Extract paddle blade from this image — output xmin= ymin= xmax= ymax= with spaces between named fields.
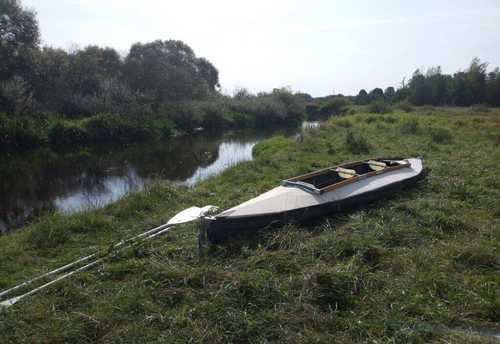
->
xmin=166 ymin=206 xmax=217 ymax=226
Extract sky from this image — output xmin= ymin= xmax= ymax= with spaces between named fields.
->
xmin=23 ymin=0 xmax=500 ymax=97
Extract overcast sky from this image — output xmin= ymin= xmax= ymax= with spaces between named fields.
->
xmin=24 ymin=0 xmax=500 ymax=96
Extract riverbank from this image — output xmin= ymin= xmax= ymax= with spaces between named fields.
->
xmin=1 ymin=107 xmax=499 ymax=343
xmin=0 ymin=91 xmax=306 ymax=153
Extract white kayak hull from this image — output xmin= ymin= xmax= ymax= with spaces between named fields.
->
xmin=205 ymin=157 xmax=424 ymax=242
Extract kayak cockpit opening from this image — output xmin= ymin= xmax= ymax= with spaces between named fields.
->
xmin=282 ymin=158 xmax=411 ymax=194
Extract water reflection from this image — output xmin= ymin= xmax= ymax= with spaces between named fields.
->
xmin=184 ymin=141 xmax=257 ymax=186
xmin=54 ymin=164 xmax=145 ymax=213
xmin=0 ymin=125 xmax=303 ymax=233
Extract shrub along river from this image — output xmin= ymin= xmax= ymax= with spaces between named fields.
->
xmin=0 ymin=122 xmax=319 ymax=233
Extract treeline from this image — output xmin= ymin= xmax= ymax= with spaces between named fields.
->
xmin=354 ymin=58 xmax=500 ymax=107
xmin=0 ymin=1 xmax=219 ymax=116
xmin=0 ymin=0 xmax=306 ymax=151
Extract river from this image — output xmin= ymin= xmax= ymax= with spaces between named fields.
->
xmin=0 ymin=122 xmax=319 ymax=233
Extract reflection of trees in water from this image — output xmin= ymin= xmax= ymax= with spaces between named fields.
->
xmin=0 ymin=153 xmax=150 ymax=229
xmin=0 ymin=137 xmax=221 ymax=230
xmin=0 ymin=155 xmax=57 ymax=231
xmin=0 ymin=127 xmax=295 ymax=232
xmin=55 ymin=164 xmax=145 ymax=213
xmin=123 ymin=133 xmax=222 ymax=180
xmin=184 ymin=141 xmax=257 ymax=186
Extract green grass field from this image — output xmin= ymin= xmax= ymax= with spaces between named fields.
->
xmin=0 ymin=107 xmax=499 ymax=343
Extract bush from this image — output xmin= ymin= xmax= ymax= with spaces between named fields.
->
xmin=335 ymin=119 xmax=352 ymax=128
xmin=319 ymin=97 xmax=350 ymax=118
xmin=368 ymin=100 xmax=391 ymax=114
xmin=364 ymin=115 xmax=378 ymax=124
xmin=84 ymin=113 xmax=151 ymax=143
xmin=0 ymin=113 xmax=44 ymax=150
xmin=400 ymin=118 xmax=420 ymax=134
xmin=271 ymin=88 xmax=305 ymax=125
xmin=165 ymin=100 xmax=232 ymax=133
xmin=48 ymin=121 xmax=89 ymax=148
xmin=166 ymin=103 xmax=204 ymax=133
xmin=395 ymin=101 xmax=414 ymax=112
xmin=469 ymin=104 xmax=490 ymax=113
xmin=228 ymin=111 xmax=254 ymax=128
xmin=344 ymin=130 xmax=370 ymax=154
xmin=230 ymin=89 xmax=305 ymax=128
xmin=198 ymin=100 xmax=231 ymax=131
xmin=308 ymin=96 xmax=350 ymax=120
xmin=420 ymin=105 xmax=436 ymax=114
xmin=305 ymin=103 xmax=321 ymax=120
xmin=429 ymin=127 xmax=452 ymax=144
xmin=1 ymin=111 xmax=174 ymax=151
xmin=152 ymin=116 xmax=175 ymax=139
xmin=381 ymin=115 xmax=397 ymax=123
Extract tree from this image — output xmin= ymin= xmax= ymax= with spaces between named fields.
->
xmin=320 ymin=96 xmax=349 ymax=117
xmin=355 ymin=89 xmax=369 ymax=105
xmin=451 ymin=71 xmax=474 ymax=106
xmin=486 ymin=68 xmax=500 ymax=106
xmin=408 ymin=69 xmax=430 ymax=105
xmin=384 ymin=87 xmax=396 ymax=102
xmin=233 ymin=87 xmax=253 ymax=99
xmin=369 ymin=88 xmax=384 ymax=102
xmin=0 ymin=0 xmax=40 ymax=113
xmin=68 ymin=46 xmax=121 ymax=97
xmin=124 ymin=40 xmax=218 ymax=110
xmin=466 ymin=58 xmax=487 ymax=104
xmin=32 ymin=47 xmax=70 ymax=112
xmin=0 ymin=0 xmax=39 ymax=80
xmin=196 ymin=57 xmax=219 ymax=91
xmin=295 ymin=92 xmax=313 ymax=102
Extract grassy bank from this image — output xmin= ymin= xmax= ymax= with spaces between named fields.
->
xmin=0 ymin=107 xmax=499 ymax=343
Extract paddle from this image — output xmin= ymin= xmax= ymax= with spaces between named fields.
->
xmin=0 ymin=205 xmax=217 ymax=308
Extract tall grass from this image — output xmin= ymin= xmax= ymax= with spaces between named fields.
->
xmin=368 ymin=100 xmax=392 ymax=114
xmin=0 ymin=107 xmax=499 ymax=342
xmin=344 ymin=130 xmax=370 ymax=154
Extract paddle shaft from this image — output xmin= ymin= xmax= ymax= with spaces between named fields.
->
xmin=0 ymin=223 xmax=176 ymax=308
xmin=0 ymin=259 xmax=102 ymax=308
xmin=0 ymin=221 xmax=171 ymax=299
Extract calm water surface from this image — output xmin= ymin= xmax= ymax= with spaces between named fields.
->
xmin=0 ymin=123 xmax=319 ymax=233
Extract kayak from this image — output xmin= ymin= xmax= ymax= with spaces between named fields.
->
xmin=203 ymin=157 xmax=424 ymax=243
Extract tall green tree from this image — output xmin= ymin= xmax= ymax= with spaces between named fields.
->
xmin=32 ymin=47 xmax=70 ymax=112
xmin=369 ymin=88 xmax=384 ymax=101
xmin=355 ymin=89 xmax=369 ymax=105
xmin=69 ymin=46 xmax=121 ymax=96
xmin=384 ymin=86 xmax=395 ymax=102
xmin=486 ymin=68 xmax=500 ymax=106
xmin=124 ymin=40 xmax=218 ymax=110
xmin=451 ymin=71 xmax=474 ymax=106
xmin=466 ymin=58 xmax=487 ymax=105
xmin=408 ymin=70 xmax=430 ymax=105
xmin=0 ymin=0 xmax=40 ymax=113
xmin=196 ymin=57 xmax=219 ymax=91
